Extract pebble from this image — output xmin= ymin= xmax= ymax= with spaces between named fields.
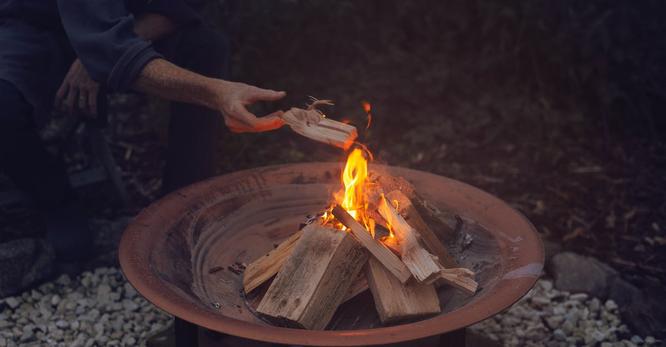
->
xmin=2 ymin=268 xmax=660 ymax=347
xmin=631 ymin=335 xmax=644 ymax=344
xmin=0 ymin=267 xmax=172 ymax=346
xmin=123 ymin=283 xmax=137 ymax=299
xmin=50 ymin=294 xmax=61 ymax=306
xmin=5 ymin=297 xmax=19 ymax=309
xmin=569 ymin=293 xmax=589 ymax=301
xmin=605 ymin=300 xmax=619 ymax=311
xmin=471 ymin=279 xmax=658 ymax=347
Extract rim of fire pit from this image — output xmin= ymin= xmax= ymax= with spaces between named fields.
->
xmin=119 ymin=162 xmax=544 ymax=346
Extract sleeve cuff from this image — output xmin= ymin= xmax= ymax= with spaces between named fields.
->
xmin=107 ymin=41 xmax=162 ymax=91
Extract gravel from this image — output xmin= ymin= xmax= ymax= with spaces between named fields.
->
xmin=0 ymin=268 xmax=171 ymax=347
xmin=0 ymin=268 xmax=661 ymax=347
xmin=470 ymin=279 xmax=661 ymax=346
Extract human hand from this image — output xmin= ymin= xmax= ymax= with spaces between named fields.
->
xmin=214 ymin=81 xmax=286 ymax=133
xmin=55 ymin=59 xmax=99 ymax=116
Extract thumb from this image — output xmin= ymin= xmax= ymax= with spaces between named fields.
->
xmin=251 ymin=112 xmax=285 ymax=132
xmin=248 ymin=88 xmax=286 ymax=102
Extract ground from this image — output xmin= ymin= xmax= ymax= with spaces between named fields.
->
xmin=1 ymin=0 xmax=665 ymax=345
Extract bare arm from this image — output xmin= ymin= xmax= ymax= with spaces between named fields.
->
xmin=133 ymin=58 xmax=286 ymax=132
xmin=134 ymin=13 xmax=177 ymax=41
xmin=57 ymin=12 xmax=285 ymax=132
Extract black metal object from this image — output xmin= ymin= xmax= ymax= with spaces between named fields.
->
xmin=175 ymin=318 xmax=199 ymax=347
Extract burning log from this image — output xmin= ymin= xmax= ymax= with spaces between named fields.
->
xmin=366 ymin=257 xmax=440 ymax=324
xmin=384 ymin=190 xmax=478 ymax=295
xmin=377 ymin=194 xmax=441 ymax=283
xmin=243 ymin=230 xmax=303 ymax=294
xmin=331 ymin=205 xmax=412 ymax=284
xmin=385 ymin=190 xmax=456 ymax=268
xmin=281 ymin=99 xmax=357 ymax=150
xmin=375 ymin=174 xmax=460 ymax=246
xmin=256 ymin=224 xmax=368 ymax=330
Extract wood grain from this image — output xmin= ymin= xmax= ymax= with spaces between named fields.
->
xmin=243 ymin=230 xmax=303 ymax=294
xmin=386 ymin=190 xmax=457 ymax=268
xmin=282 ymin=108 xmax=357 ymax=150
xmin=366 ymin=257 xmax=441 ymax=324
xmin=332 ymin=206 xmax=412 ymax=283
xmin=378 ymin=194 xmax=441 ymax=283
xmin=256 ymin=224 xmax=368 ymax=329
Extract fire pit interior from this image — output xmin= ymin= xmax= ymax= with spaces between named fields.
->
xmin=119 ymin=162 xmax=543 ymax=346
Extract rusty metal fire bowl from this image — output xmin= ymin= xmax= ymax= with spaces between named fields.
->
xmin=119 ymin=162 xmax=544 ymax=346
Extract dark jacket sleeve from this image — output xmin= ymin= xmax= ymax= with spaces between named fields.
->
xmin=140 ymin=0 xmax=201 ymax=26
xmin=57 ymin=0 xmax=163 ymax=91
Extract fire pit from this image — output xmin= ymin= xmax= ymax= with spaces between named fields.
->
xmin=119 ymin=162 xmax=543 ymax=346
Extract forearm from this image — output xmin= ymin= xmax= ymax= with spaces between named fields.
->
xmin=132 ymin=58 xmax=220 ymax=109
xmin=133 ymin=58 xmax=286 ymax=133
xmin=134 ymin=13 xmax=176 ymax=41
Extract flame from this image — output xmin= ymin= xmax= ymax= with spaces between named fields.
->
xmin=362 ymin=101 xmax=372 ymax=129
xmin=340 ymin=149 xmax=367 ymax=217
xmin=319 ymin=101 xmax=377 ymax=237
xmin=362 ymin=101 xmax=371 ymax=114
xmin=323 ymin=147 xmax=375 ymax=236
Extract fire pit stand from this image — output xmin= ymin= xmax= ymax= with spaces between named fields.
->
xmin=120 ymin=162 xmax=543 ymax=346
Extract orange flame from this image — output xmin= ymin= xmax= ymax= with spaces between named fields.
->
xmin=324 ymin=147 xmax=375 ymax=236
xmin=361 ymin=101 xmax=372 ymax=129
xmin=362 ymin=101 xmax=371 ymax=114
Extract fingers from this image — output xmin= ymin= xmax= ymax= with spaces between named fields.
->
xmin=78 ymin=91 xmax=88 ymax=114
xmin=223 ymin=118 xmax=246 ymax=133
xmin=55 ymin=82 xmax=69 ymax=111
xmin=56 ymin=59 xmax=100 ymax=116
xmin=87 ymin=87 xmax=99 ymax=117
xmin=64 ymin=87 xmax=78 ymax=115
xmin=251 ymin=112 xmax=285 ymax=132
xmin=224 ymin=104 xmax=285 ymax=133
xmin=246 ymin=88 xmax=286 ymax=103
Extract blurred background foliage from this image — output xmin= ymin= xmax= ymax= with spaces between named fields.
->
xmin=193 ymin=0 xmax=666 ymax=285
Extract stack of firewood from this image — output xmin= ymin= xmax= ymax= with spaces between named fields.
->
xmin=242 ymin=175 xmax=478 ymax=330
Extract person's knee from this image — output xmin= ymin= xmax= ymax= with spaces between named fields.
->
xmin=177 ymin=26 xmax=230 ymax=78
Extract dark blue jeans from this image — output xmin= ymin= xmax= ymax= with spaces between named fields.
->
xmin=0 ymin=79 xmax=73 ymax=209
xmin=0 ymin=79 xmax=92 ymax=260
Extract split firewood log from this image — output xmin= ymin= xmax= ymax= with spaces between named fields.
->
xmin=256 ymin=224 xmax=367 ymax=330
xmin=281 ymin=99 xmax=357 ymax=150
xmin=243 ymin=228 xmax=370 ymax=302
xmin=382 ymin=190 xmax=477 ymax=294
xmin=377 ymin=194 xmax=441 ymax=283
